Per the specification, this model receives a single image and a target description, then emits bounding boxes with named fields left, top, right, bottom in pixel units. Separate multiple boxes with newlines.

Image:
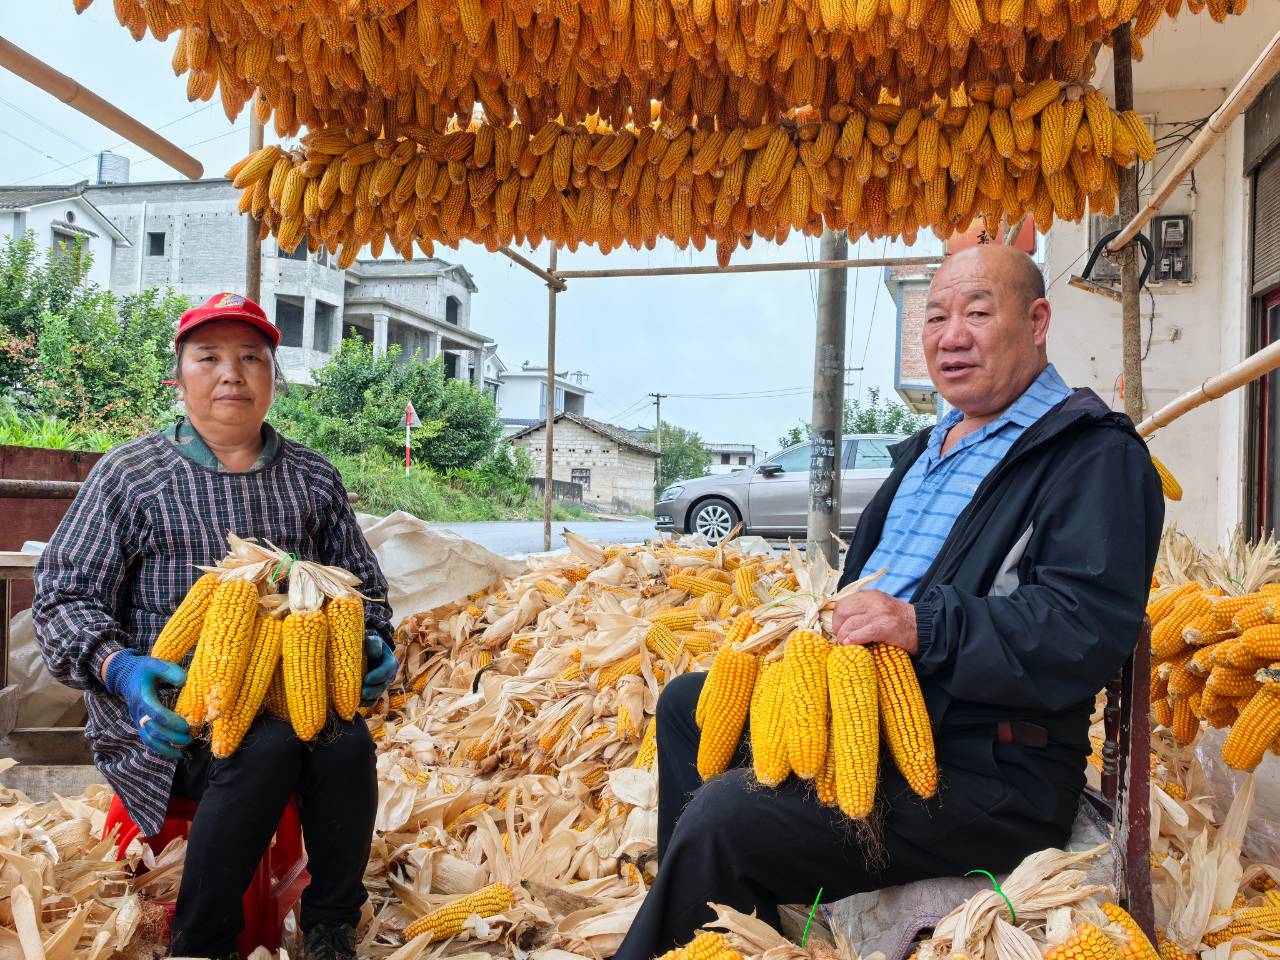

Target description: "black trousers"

left=167, top=715, right=378, bottom=958
left=613, top=673, right=1081, bottom=960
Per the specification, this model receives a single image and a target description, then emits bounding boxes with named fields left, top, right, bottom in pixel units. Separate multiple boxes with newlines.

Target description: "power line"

left=0, top=96, right=94, bottom=154
left=0, top=126, right=75, bottom=170
left=854, top=236, right=890, bottom=398
left=665, top=386, right=812, bottom=400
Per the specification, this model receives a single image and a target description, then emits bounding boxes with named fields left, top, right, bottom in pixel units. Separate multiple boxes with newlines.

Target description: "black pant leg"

left=296, top=716, right=378, bottom=931
left=170, top=716, right=303, bottom=958
left=656, top=672, right=750, bottom=860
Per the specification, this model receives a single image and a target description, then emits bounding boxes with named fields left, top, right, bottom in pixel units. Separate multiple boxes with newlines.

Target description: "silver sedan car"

left=655, top=434, right=903, bottom=543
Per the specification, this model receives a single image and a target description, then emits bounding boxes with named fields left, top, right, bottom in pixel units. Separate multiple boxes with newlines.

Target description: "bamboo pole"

left=1137, top=340, right=1280, bottom=439
left=543, top=247, right=559, bottom=554
left=1108, top=30, right=1280, bottom=254
left=499, top=246, right=567, bottom=290
left=553, top=255, right=943, bottom=280
left=0, top=36, right=203, bottom=180
left=1113, top=25, right=1145, bottom=425
left=245, top=110, right=264, bottom=302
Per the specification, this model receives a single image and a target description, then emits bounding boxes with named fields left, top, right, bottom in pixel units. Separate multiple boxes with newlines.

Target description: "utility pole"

left=245, top=107, right=264, bottom=302
left=650, top=392, right=664, bottom=494
left=1113, top=24, right=1144, bottom=425
left=806, top=229, right=848, bottom=566
left=543, top=246, right=559, bottom=553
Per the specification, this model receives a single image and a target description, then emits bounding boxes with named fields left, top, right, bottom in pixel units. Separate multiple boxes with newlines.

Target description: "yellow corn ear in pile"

left=325, top=595, right=365, bottom=721
left=749, top=660, right=791, bottom=788
left=1101, top=904, right=1160, bottom=960
left=1044, top=923, right=1124, bottom=960
left=1151, top=594, right=1212, bottom=658
left=89, top=0, right=1240, bottom=143
left=1147, top=582, right=1201, bottom=627
left=183, top=578, right=261, bottom=723
left=264, top=661, right=290, bottom=720
left=634, top=718, right=658, bottom=769
left=1222, top=669, right=1280, bottom=771
left=696, top=646, right=758, bottom=780
left=283, top=610, right=330, bottom=741
left=815, top=748, right=839, bottom=807
left=827, top=645, right=880, bottom=820
left=403, top=881, right=514, bottom=943
left=150, top=572, right=220, bottom=663
left=873, top=643, right=938, bottom=799
left=212, top=615, right=285, bottom=758
left=1150, top=455, right=1182, bottom=501
left=783, top=629, right=832, bottom=780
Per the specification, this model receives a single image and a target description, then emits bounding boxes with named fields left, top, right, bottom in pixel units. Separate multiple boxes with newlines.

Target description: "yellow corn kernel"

left=1222, top=671, right=1280, bottom=770
left=750, top=660, right=791, bottom=788
left=1102, top=903, right=1160, bottom=960
left=403, top=882, right=514, bottom=942
left=634, top=718, right=658, bottom=768
left=151, top=572, right=220, bottom=663
left=1151, top=594, right=1212, bottom=658
left=263, top=660, right=290, bottom=721
left=1044, top=923, right=1123, bottom=960
left=186, top=578, right=261, bottom=723
left=211, top=615, right=284, bottom=758
left=696, top=646, right=758, bottom=780
left=325, top=595, right=365, bottom=721
left=597, top=653, right=642, bottom=689
left=873, top=643, right=938, bottom=799
left=828, top=644, right=879, bottom=820
left=734, top=564, right=762, bottom=608
left=1146, top=583, right=1200, bottom=627
left=283, top=610, right=330, bottom=741
left=646, top=622, right=682, bottom=661
left=783, top=629, right=831, bottom=781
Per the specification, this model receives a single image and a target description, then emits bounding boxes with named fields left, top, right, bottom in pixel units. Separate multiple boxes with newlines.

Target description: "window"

left=853, top=438, right=894, bottom=469
left=314, top=302, right=336, bottom=352
left=50, top=230, right=85, bottom=279
left=764, top=443, right=811, bottom=473
left=147, top=231, right=165, bottom=256
left=738, top=456, right=748, bottom=465
left=721, top=453, right=731, bottom=465
left=277, top=241, right=307, bottom=262
left=445, top=296, right=461, bottom=325
left=571, top=468, right=591, bottom=490
left=274, top=297, right=304, bottom=348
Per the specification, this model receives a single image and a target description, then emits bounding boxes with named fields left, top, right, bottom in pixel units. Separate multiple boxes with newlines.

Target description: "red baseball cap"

left=174, top=292, right=280, bottom=350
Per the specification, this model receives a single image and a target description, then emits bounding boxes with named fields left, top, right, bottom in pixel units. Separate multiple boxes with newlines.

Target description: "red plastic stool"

left=104, top=794, right=310, bottom=957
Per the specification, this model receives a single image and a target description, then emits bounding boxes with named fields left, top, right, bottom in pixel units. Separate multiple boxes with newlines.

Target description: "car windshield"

left=853, top=438, right=895, bottom=469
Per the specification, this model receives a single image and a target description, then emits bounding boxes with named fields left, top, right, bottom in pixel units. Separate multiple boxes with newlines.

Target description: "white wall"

left=497, top=376, right=542, bottom=420
left=2, top=201, right=115, bottom=291
left=1045, top=87, right=1248, bottom=545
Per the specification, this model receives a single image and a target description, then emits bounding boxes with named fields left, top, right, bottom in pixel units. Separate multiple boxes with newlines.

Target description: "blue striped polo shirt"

left=860, top=364, right=1072, bottom=600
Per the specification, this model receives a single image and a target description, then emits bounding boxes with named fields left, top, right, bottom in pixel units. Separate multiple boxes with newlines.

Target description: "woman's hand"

left=832, top=590, right=918, bottom=655
left=360, top=633, right=399, bottom=707
left=103, top=651, right=192, bottom=760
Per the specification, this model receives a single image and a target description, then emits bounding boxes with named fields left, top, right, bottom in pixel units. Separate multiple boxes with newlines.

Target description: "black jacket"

left=839, top=388, right=1163, bottom=774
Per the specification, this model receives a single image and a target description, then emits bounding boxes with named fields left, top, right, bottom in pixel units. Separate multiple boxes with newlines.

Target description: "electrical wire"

left=0, top=96, right=94, bottom=154
left=0, top=127, right=75, bottom=170
left=665, top=386, right=812, bottom=400
left=1141, top=287, right=1157, bottom=362
left=854, top=236, right=890, bottom=397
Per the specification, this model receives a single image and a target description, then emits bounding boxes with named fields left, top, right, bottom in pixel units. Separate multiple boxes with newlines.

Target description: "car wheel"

left=689, top=498, right=740, bottom=545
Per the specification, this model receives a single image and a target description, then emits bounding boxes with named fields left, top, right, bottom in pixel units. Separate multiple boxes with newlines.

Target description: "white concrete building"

left=52, top=178, right=491, bottom=387
left=705, top=442, right=765, bottom=475
left=0, top=183, right=130, bottom=292
left=497, top=364, right=591, bottom=435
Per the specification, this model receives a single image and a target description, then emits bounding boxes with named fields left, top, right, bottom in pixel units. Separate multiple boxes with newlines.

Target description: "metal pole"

left=806, top=229, right=848, bottom=566
left=1113, top=24, right=1144, bottom=425
left=245, top=109, right=264, bottom=302
left=0, top=36, right=203, bottom=179
left=543, top=247, right=558, bottom=553
left=553, top=255, right=943, bottom=280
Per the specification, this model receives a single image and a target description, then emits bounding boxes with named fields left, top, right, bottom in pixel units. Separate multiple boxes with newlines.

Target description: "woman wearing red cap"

left=33, top=293, right=397, bottom=960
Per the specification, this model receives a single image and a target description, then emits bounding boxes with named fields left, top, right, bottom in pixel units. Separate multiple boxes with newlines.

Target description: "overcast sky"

left=0, top=5, right=942, bottom=453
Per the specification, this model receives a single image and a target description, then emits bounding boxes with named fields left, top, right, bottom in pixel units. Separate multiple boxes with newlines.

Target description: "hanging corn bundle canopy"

left=77, top=0, right=1244, bottom=260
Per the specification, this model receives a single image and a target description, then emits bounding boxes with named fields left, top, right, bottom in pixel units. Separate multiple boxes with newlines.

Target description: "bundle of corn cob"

left=79, top=0, right=1242, bottom=138
left=691, top=545, right=937, bottom=823
left=1145, top=531, right=1280, bottom=769
left=226, top=81, right=1154, bottom=268
left=151, top=534, right=373, bottom=755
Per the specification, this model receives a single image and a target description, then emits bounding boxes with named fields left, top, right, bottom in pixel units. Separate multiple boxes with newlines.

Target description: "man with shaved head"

left=615, top=244, right=1164, bottom=960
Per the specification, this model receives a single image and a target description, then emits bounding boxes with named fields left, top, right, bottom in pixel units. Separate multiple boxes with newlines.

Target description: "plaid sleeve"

left=32, top=459, right=139, bottom=691
left=316, top=469, right=394, bottom=646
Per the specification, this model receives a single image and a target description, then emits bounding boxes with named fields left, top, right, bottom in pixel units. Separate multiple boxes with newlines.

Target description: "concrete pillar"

left=302, top=294, right=316, bottom=354
left=471, top=348, right=483, bottom=389
left=169, top=214, right=182, bottom=288
left=429, top=331, right=442, bottom=359
left=373, top=313, right=389, bottom=357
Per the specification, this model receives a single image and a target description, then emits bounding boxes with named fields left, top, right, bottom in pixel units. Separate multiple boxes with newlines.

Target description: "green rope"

left=966, top=869, right=1016, bottom=924
left=268, top=552, right=297, bottom=587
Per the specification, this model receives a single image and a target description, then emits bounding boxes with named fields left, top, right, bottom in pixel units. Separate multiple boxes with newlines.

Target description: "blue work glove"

left=360, top=632, right=398, bottom=707
left=104, top=651, right=192, bottom=760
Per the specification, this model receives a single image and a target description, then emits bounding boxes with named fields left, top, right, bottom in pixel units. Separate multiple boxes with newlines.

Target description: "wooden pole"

left=1137, top=339, right=1280, bottom=438
left=499, top=246, right=567, bottom=290
left=543, top=246, right=558, bottom=553
left=0, top=36, right=203, bottom=179
left=553, top=255, right=942, bottom=280
left=245, top=109, right=264, bottom=302
left=806, top=230, right=848, bottom=566
left=1108, top=30, right=1280, bottom=254
left=1113, top=24, right=1144, bottom=425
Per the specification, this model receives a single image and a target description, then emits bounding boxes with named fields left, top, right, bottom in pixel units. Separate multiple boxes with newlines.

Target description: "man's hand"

left=832, top=590, right=918, bottom=655
left=360, top=633, right=399, bottom=707
left=104, top=651, right=192, bottom=760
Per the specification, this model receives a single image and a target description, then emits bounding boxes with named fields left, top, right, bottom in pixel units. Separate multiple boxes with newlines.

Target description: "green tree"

left=270, top=335, right=502, bottom=470
left=0, top=232, right=182, bottom=436
left=643, top=420, right=711, bottom=490
left=777, top=387, right=932, bottom=449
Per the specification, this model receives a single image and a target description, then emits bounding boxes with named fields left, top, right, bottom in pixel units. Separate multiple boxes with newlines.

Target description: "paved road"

left=427, top=519, right=658, bottom=556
